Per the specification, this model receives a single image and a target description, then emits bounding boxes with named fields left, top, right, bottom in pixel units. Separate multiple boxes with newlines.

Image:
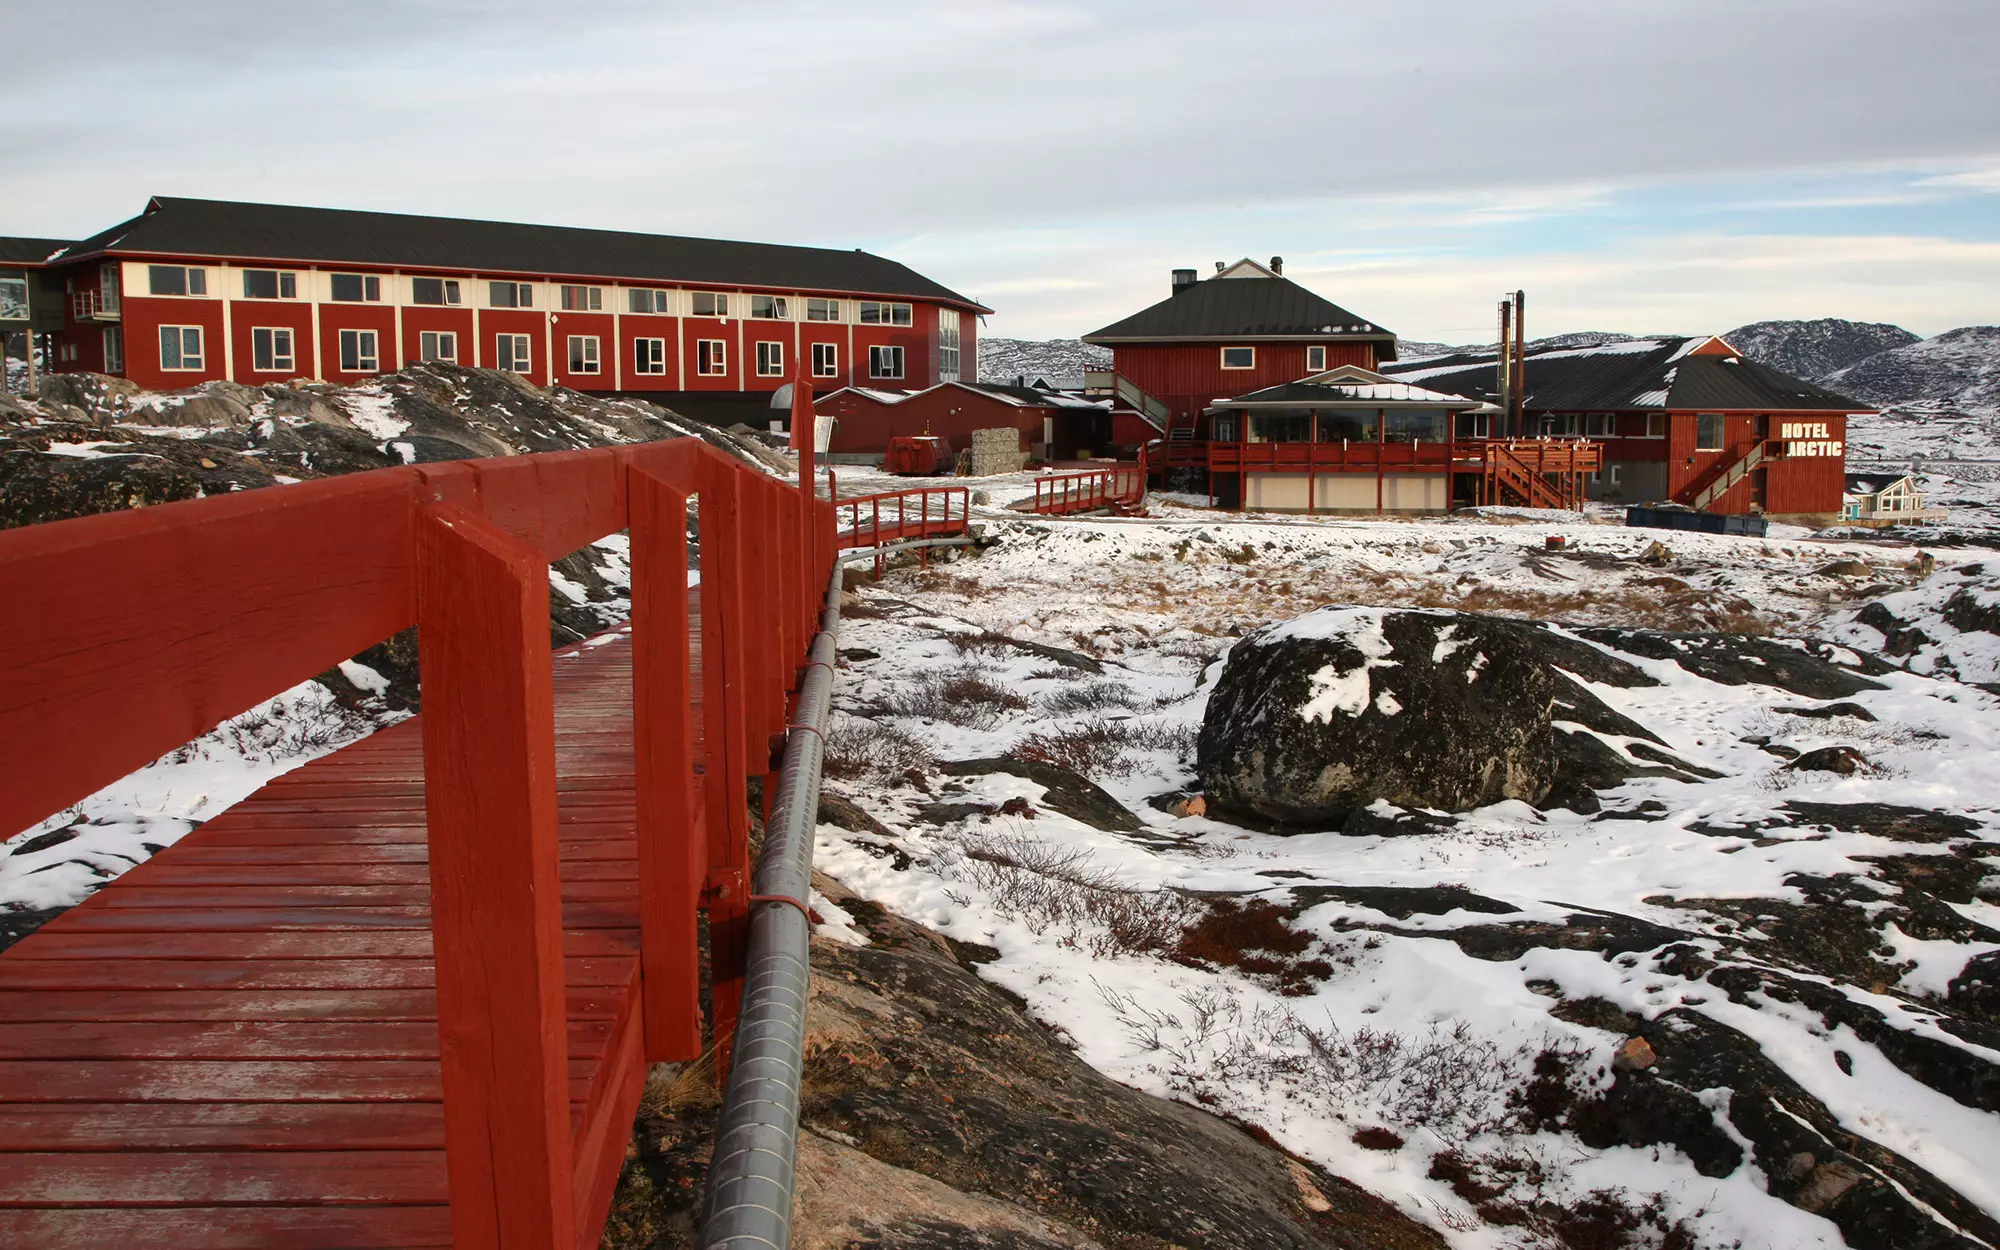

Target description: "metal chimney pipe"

left=1512, top=290, right=1526, bottom=439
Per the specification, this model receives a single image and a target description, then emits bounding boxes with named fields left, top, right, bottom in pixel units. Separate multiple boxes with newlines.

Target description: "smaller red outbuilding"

left=816, top=381, right=1116, bottom=461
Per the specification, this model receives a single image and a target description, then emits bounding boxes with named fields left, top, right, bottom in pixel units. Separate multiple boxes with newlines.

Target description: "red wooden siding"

left=1111, top=341, right=1381, bottom=420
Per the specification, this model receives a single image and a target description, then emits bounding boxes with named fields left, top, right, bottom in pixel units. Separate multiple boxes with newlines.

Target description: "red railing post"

left=416, top=503, right=576, bottom=1250
left=698, top=459, right=753, bottom=1060
left=629, top=462, right=702, bottom=1063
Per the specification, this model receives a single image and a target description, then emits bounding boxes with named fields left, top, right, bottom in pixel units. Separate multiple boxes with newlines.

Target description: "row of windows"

left=149, top=325, right=904, bottom=379
left=1219, top=345, right=1332, bottom=371
left=142, top=264, right=921, bottom=324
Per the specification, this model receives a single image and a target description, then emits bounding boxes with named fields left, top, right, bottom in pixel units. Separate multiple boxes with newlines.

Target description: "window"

left=568, top=335, right=601, bottom=374
left=938, top=309, right=961, bottom=382
left=1695, top=413, right=1724, bottom=451
left=858, top=301, right=912, bottom=326
left=420, top=330, right=457, bottom=363
left=411, top=277, right=462, bottom=306
left=811, top=341, right=838, bottom=378
left=696, top=339, right=727, bottom=375
left=750, top=294, right=789, bottom=320
left=869, top=344, right=904, bottom=379
left=1221, top=346, right=1255, bottom=369
left=102, top=326, right=123, bottom=374
left=497, top=333, right=532, bottom=373
left=756, top=341, right=785, bottom=377
left=1645, top=413, right=1666, bottom=438
left=633, top=337, right=667, bottom=375
left=158, top=325, right=204, bottom=370
left=241, top=269, right=297, bottom=300
left=0, top=277, right=27, bottom=321
left=561, top=285, right=603, bottom=311
left=148, top=265, right=207, bottom=296
left=338, top=329, right=379, bottom=373
left=1456, top=411, right=1490, bottom=439
left=1306, top=345, right=1327, bottom=372
left=806, top=297, right=841, bottom=322
left=691, top=292, right=729, bottom=318
left=329, top=273, right=381, bottom=303
left=628, top=288, right=671, bottom=314
left=489, top=281, right=533, bottom=308
left=251, top=327, right=295, bottom=372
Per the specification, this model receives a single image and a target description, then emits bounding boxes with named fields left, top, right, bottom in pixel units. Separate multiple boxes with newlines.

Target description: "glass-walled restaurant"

left=1212, top=407, right=1457, bottom=444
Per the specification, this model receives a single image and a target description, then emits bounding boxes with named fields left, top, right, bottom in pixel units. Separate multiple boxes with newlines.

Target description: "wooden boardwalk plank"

left=0, top=1206, right=451, bottom=1248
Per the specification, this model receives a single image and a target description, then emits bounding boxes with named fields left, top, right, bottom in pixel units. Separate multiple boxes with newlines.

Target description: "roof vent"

left=1270, top=256, right=1283, bottom=275
left=1214, top=261, right=1226, bottom=273
left=1171, top=268, right=1197, bottom=296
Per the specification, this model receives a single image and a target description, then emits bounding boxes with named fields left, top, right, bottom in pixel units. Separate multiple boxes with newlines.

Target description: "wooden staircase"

left=1675, top=440, right=1767, bottom=512
left=1484, top=442, right=1568, bottom=509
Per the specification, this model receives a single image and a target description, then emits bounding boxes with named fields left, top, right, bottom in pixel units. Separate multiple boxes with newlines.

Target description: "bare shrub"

left=1043, top=681, right=1146, bottom=715
left=823, top=718, right=936, bottom=785
left=887, top=664, right=1029, bottom=729
left=1009, top=717, right=1196, bottom=778
left=929, top=829, right=1196, bottom=957
left=165, top=689, right=377, bottom=767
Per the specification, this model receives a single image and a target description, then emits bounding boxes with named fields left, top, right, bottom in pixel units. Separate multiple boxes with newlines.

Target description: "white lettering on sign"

left=1781, top=440, right=1845, bottom=458
left=1779, top=421, right=1833, bottom=439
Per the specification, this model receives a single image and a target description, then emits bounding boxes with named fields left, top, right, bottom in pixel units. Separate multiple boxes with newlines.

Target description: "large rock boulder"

left=1197, top=608, right=1576, bottom=825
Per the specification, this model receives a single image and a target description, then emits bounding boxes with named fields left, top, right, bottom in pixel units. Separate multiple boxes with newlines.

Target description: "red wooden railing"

left=1031, top=450, right=1147, bottom=515
left=833, top=485, right=972, bottom=549
left=0, top=437, right=837, bottom=1250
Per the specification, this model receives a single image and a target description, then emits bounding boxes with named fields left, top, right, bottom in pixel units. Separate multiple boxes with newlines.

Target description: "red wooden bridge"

left=0, top=433, right=847, bottom=1247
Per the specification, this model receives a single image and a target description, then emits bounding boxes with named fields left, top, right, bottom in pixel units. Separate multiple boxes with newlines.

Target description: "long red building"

left=16, top=197, right=988, bottom=421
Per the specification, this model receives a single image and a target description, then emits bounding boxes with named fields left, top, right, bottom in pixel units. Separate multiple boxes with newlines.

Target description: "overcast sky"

left=5, top=0, right=1997, bottom=342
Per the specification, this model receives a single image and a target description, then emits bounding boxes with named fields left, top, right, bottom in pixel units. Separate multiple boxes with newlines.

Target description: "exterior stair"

left=1676, top=440, right=1767, bottom=511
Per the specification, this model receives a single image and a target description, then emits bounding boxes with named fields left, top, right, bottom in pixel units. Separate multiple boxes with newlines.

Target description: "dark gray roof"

left=1082, top=275, right=1394, bottom=352
left=0, top=237, right=72, bottom=266
left=52, top=197, right=988, bottom=310
left=1382, top=337, right=1867, bottom=411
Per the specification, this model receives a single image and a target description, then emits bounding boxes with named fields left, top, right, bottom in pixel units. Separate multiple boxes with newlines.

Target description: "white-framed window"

left=1695, top=413, right=1724, bottom=451
left=497, top=333, right=532, bottom=373
left=0, top=276, right=26, bottom=320
left=560, top=285, right=603, bottom=312
left=338, top=328, right=379, bottom=373
left=411, top=277, right=461, bottom=306
left=241, top=269, right=297, bottom=300
left=1583, top=413, right=1615, bottom=437
left=633, top=337, right=667, bottom=375
left=1455, top=410, right=1489, bottom=439
left=329, top=273, right=382, bottom=303
left=869, top=344, right=904, bottom=379
left=750, top=294, right=789, bottom=320
left=568, top=334, right=602, bottom=374
left=148, top=265, right=208, bottom=297
left=691, top=292, right=729, bottom=318
left=937, top=308, right=961, bottom=382
left=489, top=281, right=533, bottom=309
left=158, top=324, right=204, bottom=370
left=806, top=297, right=841, bottom=322
left=811, top=341, right=838, bottom=377
left=102, top=326, right=124, bottom=374
left=420, top=330, right=457, bottom=363
left=1306, top=345, right=1327, bottom=371
left=755, top=341, right=785, bottom=377
left=1221, top=346, right=1255, bottom=369
left=696, top=339, right=727, bottom=375
left=251, top=327, right=295, bottom=372
left=858, top=301, right=912, bottom=326
left=628, top=288, right=671, bottom=314
left=1645, top=413, right=1667, bottom=438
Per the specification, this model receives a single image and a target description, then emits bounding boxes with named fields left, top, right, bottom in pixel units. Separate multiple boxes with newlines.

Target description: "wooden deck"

left=0, top=624, right=672, bottom=1248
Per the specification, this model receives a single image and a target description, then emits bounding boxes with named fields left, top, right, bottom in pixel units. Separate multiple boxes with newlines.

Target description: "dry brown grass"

left=639, top=1051, right=721, bottom=1119
left=1007, top=717, right=1195, bottom=778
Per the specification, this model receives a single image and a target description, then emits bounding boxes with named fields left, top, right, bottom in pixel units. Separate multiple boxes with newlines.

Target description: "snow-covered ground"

left=810, top=512, right=2000, bottom=1249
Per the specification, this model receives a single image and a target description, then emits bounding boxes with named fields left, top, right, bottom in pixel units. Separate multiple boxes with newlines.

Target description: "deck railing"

left=833, top=485, right=971, bottom=549
left=0, top=435, right=837, bottom=1250
left=1030, top=451, right=1147, bottom=515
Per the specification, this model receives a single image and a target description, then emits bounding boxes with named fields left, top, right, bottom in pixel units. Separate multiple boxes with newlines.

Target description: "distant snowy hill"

left=1721, top=319, right=1919, bottom=383
left=978, top=337, right=1110, bottom=386
left=1825, top=326, right=2000, bottom=418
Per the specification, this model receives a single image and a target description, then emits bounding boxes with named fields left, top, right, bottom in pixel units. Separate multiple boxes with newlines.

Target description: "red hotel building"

left=26, top=197, right=989, bottom=420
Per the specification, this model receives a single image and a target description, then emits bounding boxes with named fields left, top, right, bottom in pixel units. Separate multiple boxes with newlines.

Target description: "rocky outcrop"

left=1721, top=318, right=1920, bottom=383
left=600, top=882, right=1445, bottom=1250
